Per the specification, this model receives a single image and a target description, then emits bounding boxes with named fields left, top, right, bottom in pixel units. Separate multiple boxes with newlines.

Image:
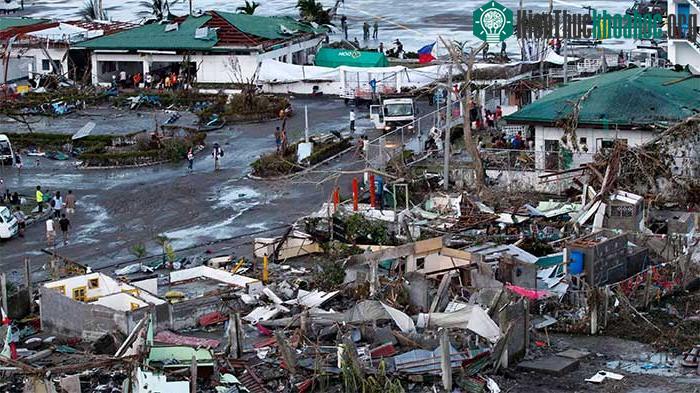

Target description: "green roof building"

left=0, top=17, right=48, bottom=32
left=76, top=11, right=327, bottom=85
left=503, top=68, right=700, bottom=172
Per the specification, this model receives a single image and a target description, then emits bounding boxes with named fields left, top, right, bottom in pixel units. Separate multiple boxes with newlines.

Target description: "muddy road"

left=0, top=97, right=386, bottom=279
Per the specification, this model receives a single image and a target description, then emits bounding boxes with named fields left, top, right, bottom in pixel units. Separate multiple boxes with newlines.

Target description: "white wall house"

left=76, top=11, right=327, bottom=86
left=667, top=0, right=700, bottom=71
left=0, top=18, right=133, bottom=83
left=505, top=67, right=700, bottom=176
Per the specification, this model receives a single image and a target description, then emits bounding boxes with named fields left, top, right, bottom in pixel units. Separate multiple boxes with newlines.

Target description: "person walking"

left=212, top=143, right=224, bottom=171
left=65, top=190, right=76, bottom=215
left=274, top=127, right=282, bottom=155
left=119, top=69, right=127, bottom=88
left=45, top=217, right=55, bottom=247
left=35, top=185, right=44, bottom=213
left=14, top=153, right=22, bottom=175
left=59, top=214, right=70, bottom=246
left=187, top=148, right=194, bottom=172
left=52, top=191, right=63, bottom=219
left=349, top=109, right=356, bottom=133
left=363, top=22, right=370, bottom=41
left=13, top=206, right=25, bottom=237
left=341, top=15, right=348, bottom=40
left=373, top=20, right=379, bottom=39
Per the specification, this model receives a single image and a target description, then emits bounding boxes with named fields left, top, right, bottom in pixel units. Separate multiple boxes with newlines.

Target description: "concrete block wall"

left=40, top=287, right=129, bottom=340
left=169, top=294, right=225, bottom=331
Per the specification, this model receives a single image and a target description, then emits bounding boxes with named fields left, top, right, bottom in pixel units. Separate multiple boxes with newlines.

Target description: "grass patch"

left=250, top=138, right=351, bottom=178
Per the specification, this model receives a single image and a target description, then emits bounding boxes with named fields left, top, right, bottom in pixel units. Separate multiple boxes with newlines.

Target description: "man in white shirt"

left=349, top=109, right=356, bottom=133
left=53, top=191, right=63, bottom=219
left=46, top=218, right=55, bottom=247
left=119, top=70, right=127, bottom=87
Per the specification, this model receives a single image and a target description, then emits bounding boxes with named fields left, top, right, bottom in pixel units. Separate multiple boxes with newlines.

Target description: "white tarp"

left=258, top=59, right=338, bottom=83
left=417, top=305, right=501, bottom=343
left=72, top=122, right=96, bottom=140
left=344, top=300, right=415, bottom=333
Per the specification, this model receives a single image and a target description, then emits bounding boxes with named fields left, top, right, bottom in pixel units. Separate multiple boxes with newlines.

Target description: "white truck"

left=370, top=98, right=416, bottom=132
left=0, top=134, right=14, bottom=166
left=0, top=206, right=19, bottom=239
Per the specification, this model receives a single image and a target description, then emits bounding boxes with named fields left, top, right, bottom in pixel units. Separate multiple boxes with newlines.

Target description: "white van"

left=0, top=206, right=18, bottom=239
left=0, top=134, right=14, bottom=166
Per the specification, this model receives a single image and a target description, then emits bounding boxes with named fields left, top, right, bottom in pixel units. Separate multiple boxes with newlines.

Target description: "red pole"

left=332, top=187, right=340, bottom=209
left=369, top=173, right=376, bottom=208
left=352, top=178, right=359, bottom=211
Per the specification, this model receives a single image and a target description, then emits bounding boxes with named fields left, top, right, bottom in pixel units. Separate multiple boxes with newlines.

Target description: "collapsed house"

left=0, top=17, right=133, bottom=83
left=40, top=266, right=262, bottom=339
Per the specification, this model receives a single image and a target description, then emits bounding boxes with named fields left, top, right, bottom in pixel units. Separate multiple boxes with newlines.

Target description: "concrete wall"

left=535, top=125, right=657, bottom=170
left=93, top=292, right=148, bottom=312
left=44, top=272, right=126, bottom=300
left=89, top=36, right=323, bottom=85
left=169, top=293, right=225, bottom=331
left=40, top=286, right=129, bottom=340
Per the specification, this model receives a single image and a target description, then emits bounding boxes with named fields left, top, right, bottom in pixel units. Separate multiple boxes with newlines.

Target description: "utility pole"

left=189, top=0, right=193, bottom=16
left=443, top=64, right=453, bottom=191
left=563, top=39, right=569, bottom=83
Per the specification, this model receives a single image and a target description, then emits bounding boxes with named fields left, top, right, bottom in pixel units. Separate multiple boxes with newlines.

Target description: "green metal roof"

left=216, top=11, right=326, bottom=40
left=147, top=346, right=214, bottom=367
left=77, top=15, right=217, bottom=51
left=315, top=48, right=390, bottom=68
left=505, top=68, right=700, bottom=127
left=0, top=17, right=48, bottom=31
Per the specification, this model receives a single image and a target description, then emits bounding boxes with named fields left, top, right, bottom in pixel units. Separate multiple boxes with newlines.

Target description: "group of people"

left=35, top=186, right=76, bottom=246
left=362, top=20, right=379, bottom=41
left=338, top=15, right=380, bottom=43
left=114, top=69, right=187, bottom=90
left=480, top=131, right=534, bottom=152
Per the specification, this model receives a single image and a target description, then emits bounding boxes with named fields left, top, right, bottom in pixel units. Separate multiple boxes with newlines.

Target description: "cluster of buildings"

left=0, top=12, right=327, bottom=85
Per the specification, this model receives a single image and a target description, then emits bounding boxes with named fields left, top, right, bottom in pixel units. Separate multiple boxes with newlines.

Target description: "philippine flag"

left=417, top=42, right=436, bottom=64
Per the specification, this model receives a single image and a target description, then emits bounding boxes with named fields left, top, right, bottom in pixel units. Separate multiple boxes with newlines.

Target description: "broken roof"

left=77, top=15, right=217, bottom=51
left=216, top=11, right=326, bottom=40
left=505, top=68, right=700, bottom=128
left=77, top=11, right=325, bottom=51
left=0, top=16, right=47, bottom=31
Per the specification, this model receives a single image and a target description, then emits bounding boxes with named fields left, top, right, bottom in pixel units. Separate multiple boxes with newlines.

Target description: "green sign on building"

left=473, top=1, right=514, bottom=44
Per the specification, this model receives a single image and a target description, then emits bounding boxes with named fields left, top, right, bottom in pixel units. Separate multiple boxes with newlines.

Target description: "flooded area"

left=23, top=0, right=633, bottom=51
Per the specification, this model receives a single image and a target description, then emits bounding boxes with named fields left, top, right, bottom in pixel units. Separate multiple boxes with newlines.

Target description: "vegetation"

left=345, top=213, right=394, bottom=245
left=196, top=94, right=289, bottom=123
left=140, top=0, right=178, bottom=21
left=250, top=138, right=351, bottom=178
left=78, top=133, right=205, bottom=168
left=312, top=260, right=346, bottom=291
left=130, top=243, right=147, bottom=259
left=236, top=0, right=260, bottom=14
left=297, top=0, right=331, bottom=25
left=80, top=0, right=107, bottom=21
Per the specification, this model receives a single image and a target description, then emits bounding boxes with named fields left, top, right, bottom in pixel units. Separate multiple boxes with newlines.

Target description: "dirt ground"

left=496, top=333, right=700, bottom=393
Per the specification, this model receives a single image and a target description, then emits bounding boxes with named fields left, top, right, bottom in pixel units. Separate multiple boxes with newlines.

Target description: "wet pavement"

left=0, top=96, right=381, bottom=278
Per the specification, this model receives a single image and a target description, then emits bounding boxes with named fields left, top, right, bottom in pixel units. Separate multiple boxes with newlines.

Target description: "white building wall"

left=668, top=0, right=700, bottom=70
left=534, top=125, right=657, bottom=170
left=89, top=36, right=324, bottom=85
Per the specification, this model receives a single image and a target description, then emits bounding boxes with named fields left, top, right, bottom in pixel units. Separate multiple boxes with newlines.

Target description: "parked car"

left=0, top=206, right=18, bottom=239
left=0, top=134, right=14, bottom=166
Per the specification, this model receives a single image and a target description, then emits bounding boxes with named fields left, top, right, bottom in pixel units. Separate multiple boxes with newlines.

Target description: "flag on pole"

left=417, top=42, right=436, bottom=64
